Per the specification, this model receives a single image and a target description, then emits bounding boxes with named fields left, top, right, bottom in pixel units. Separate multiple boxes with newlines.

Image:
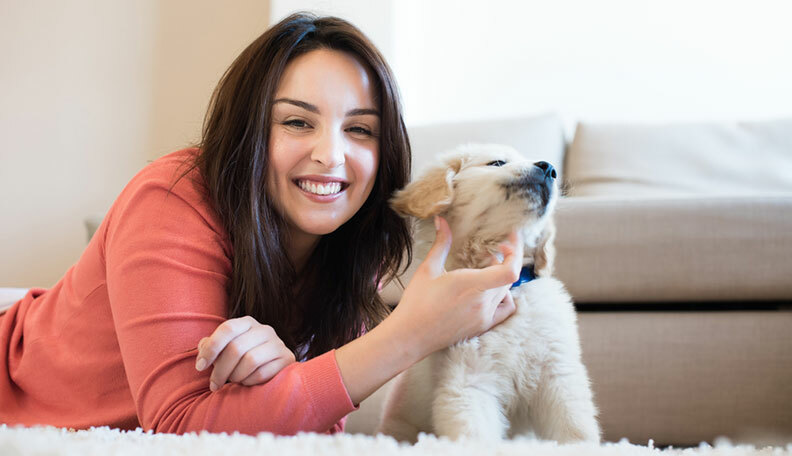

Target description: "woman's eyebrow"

left=346, top=108, right=380, bottom=117
left=273, top=98, right=319, bottom=113
left=273, top=98, right=379, bottom=117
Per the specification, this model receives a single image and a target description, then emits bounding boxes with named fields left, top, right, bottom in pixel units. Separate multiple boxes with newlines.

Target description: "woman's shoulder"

left=117, top=147, right=207, bottom=207
left=104, top=147, right=228, bottom=247
left=130, top=147, right=203, bottom=194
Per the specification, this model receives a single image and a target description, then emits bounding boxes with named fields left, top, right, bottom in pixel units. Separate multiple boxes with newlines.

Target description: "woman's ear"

left=389, top=156, right=462, bottom=219
left=533, top=218, right=556, bottom=277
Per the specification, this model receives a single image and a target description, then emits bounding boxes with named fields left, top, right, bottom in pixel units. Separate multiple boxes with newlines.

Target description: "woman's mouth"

left=293, top=178, right=349, bottom=201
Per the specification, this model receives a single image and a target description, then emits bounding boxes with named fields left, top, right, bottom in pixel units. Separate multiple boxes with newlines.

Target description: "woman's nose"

left=311, top=129, right=346, bottom=169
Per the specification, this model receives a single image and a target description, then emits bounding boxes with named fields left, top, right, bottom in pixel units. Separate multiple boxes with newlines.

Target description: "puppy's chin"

left=500, top=174, right=556, bottom=218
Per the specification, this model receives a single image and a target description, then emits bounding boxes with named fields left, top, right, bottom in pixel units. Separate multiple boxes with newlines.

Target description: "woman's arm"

left=188, top=215, right=520, bottom=410
left=336, top=216, right=521, bottom=405
left=192, top=216, right=520, bottom=410
left=104, top=159, right=355, bottom=436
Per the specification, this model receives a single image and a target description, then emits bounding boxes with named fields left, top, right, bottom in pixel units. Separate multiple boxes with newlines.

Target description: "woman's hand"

left=389, top=215, right=523, bottom=358
left=194, top=316, right=296, bottom=391
left=334, top=217, right=521, bottom=405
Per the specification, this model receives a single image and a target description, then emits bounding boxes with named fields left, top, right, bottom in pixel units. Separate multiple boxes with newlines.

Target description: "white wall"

left=0, top=2, right=156, bottom=288
left=146, top=2, right=272, bottom=161
left=4, top=0, right=790, bottom=287
left=272, top=0, right=792, bottom=135
left=1, top=1, right=269, bottom=288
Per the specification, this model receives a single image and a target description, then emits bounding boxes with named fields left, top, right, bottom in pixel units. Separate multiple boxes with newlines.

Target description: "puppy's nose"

left=534, top=161, right=557, bottom=179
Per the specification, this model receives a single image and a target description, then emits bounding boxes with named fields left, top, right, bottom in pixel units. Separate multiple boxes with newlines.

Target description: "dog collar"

left=511, top=265, right=537, bottom=289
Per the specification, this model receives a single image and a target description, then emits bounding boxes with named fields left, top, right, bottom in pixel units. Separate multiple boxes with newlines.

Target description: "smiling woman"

left=0, top=12, right=524, bottom=437
left=192, top=17, right=408, bottom=365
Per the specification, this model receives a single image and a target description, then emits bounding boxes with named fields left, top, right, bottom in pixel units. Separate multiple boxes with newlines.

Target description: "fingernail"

left=195, top=358, right=207, bottom=371
left=434, top=216, right=440, bottom=230
left=210, top=381, right=219, bottom=392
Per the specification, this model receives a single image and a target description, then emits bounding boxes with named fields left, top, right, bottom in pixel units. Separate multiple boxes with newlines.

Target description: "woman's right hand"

left=389, top=215, right=523, bottom=357
left=195, top=316, right=296, bottom=391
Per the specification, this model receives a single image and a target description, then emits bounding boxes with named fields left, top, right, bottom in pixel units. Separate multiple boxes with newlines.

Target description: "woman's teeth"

left=297, top=180, right=343, bottom=196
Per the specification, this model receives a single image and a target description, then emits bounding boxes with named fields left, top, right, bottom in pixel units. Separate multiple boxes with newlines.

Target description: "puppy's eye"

left=487, top=160, right=507, bottom=167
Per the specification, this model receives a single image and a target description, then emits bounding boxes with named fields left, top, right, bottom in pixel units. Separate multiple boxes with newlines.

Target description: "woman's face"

left=267, top=48, right=380, bottom=244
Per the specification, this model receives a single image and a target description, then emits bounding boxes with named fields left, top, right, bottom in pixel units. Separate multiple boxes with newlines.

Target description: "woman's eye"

left=283, top=119, right=310, bottom=129
left=347, top=126, right=373, bottom=136
left=487, top=160, right=507, bottom=167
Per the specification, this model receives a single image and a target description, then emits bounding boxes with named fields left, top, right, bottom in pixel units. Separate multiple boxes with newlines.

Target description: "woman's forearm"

left=334, top=312, right=425, bottom=405
left=335, top=217, right=523, bottom=405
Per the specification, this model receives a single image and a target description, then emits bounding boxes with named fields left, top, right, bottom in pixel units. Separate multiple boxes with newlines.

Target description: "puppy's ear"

left=390, top=156, right=462, bottom=219
left=533, top=218, right=556, bottom=277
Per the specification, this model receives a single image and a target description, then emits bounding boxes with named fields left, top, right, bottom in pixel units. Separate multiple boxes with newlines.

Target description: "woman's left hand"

left=195, top=316, right=296, bottom=391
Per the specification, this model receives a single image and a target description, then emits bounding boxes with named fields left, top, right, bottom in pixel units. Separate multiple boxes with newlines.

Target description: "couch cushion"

left=408, top=113, right=566, bottom=178
left=554, top=195, right=792, bottom=303
left=380, top=194, right=792, bottom=305
left=564, top=119, right=792, bottom=197
left=381, top=118, right=792, bottom=305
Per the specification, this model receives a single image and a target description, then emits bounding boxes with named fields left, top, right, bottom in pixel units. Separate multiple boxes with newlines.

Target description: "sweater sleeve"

left=103, top=162, right=357, bottom=436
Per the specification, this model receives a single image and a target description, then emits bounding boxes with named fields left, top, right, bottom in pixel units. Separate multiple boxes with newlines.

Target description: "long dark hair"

left=185, top=13, right=411, bottom=359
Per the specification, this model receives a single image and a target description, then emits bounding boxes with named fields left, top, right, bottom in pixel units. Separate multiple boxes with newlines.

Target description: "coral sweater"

left=0, top=148, right=357, bottom=435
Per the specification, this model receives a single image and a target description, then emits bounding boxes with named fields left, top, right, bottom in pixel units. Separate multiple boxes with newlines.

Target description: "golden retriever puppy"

left=378, top=144, right=600, bottom=443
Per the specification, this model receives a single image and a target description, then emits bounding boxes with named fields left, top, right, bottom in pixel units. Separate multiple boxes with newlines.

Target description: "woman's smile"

left=293, top=175, right=350, bottom=201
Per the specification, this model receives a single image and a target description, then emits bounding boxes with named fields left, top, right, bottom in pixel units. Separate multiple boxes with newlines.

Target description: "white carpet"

left=1, top=425, right=790, bottom=456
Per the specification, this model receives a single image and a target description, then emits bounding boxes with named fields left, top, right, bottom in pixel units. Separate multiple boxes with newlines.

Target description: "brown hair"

left=188, top=12, right=412, bottom=359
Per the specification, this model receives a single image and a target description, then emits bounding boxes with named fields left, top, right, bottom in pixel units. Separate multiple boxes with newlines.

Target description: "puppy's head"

left=391, top=143, right=558, bottom=276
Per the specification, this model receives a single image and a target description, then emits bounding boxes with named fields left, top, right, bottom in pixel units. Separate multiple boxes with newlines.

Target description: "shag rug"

left=1, top=425, right=790, bottom=456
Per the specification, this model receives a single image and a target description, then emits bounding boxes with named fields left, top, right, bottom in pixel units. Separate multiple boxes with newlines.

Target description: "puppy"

left=377, top=144, right=600, bottom=443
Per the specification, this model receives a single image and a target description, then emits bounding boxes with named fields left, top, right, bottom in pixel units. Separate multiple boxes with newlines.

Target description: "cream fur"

left=378, top=144, right=600, bottom=443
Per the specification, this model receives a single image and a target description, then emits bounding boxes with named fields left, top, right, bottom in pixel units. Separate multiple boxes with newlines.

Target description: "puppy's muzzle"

left=502, top=161, right=557, bottom=214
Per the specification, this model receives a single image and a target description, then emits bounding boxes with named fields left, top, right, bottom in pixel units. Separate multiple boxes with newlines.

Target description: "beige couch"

left=346, top=115, right=792, bottom=446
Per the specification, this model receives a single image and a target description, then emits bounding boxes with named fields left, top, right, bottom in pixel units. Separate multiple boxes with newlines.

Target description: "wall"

left=0, top=1, right=269, bottom=288
left=147, top=1, right=271, bottom=161
left=272, top=0, right=792, bottom=135
left=269, top=0, right=394, bottom=60
left=4, top=0, right=791, bottom=287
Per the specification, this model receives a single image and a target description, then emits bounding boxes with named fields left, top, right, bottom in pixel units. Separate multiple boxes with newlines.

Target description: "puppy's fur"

left=377, top=144, right=600, bottom=443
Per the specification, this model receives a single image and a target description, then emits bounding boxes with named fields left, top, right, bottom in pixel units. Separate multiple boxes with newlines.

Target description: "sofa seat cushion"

left=564, top=119, right=792, bottom=197
left=379, top=194, right=792, bottom=305
left=554, top=195, right=792, bottom=303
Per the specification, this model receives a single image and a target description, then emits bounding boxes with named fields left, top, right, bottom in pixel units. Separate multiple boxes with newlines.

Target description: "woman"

left=0, top=13, right=521, bottom=436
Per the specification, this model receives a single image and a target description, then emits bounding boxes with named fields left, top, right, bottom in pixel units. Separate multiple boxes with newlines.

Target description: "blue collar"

left=511, top=265, right=537, bottom=289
